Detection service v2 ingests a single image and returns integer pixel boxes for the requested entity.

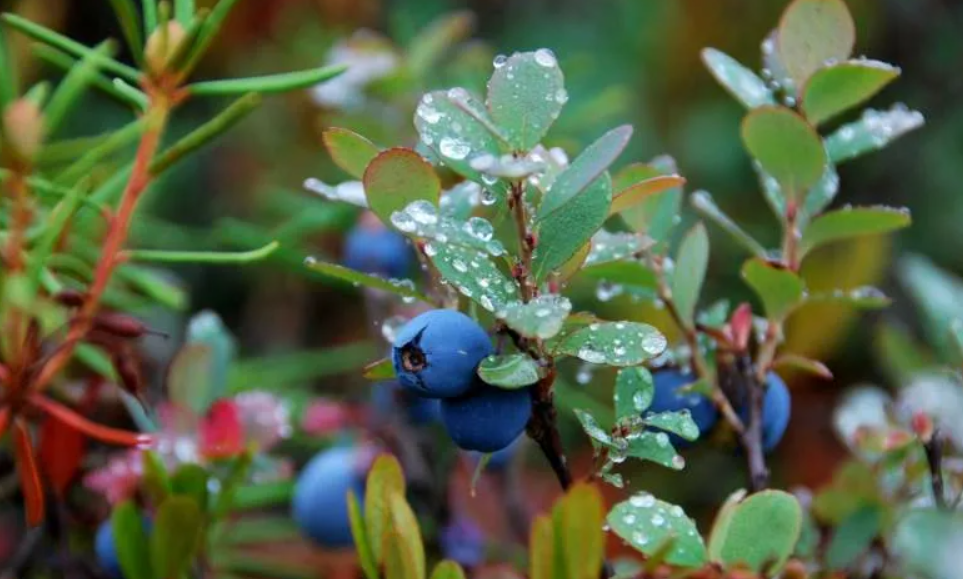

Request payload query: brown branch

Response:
[923,429,947,510]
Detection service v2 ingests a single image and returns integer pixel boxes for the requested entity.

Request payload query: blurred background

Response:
[1,0,961,573]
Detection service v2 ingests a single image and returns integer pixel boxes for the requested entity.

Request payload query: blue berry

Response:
[440,516,486,567]
[292,446,368,547]
[343,224,412,279]
[441,384,531,453]
[95,522,123,579]
[471,437,522,470]
[649,369,719,444]
[371,380,440,425]
[761,373,791,451]
[392,310,493,399]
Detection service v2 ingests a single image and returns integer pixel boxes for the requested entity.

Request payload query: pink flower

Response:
[234,391,292,450]
[83,449,143,505]
[301,398,351,436]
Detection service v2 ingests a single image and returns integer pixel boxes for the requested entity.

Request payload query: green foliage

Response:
[707,490,803,573]
[607,493,707,567]
[478,354,542,388]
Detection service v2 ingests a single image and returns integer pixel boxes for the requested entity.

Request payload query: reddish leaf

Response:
[199,400,245,459]
[730,303,753,352]
[12,420,44,526]
[38,414,87,496]
[29,395,151,447]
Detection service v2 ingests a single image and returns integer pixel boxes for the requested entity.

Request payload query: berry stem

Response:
[923,429,947,510]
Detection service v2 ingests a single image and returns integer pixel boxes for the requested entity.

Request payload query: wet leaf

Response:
[498,294,572,340]
[643,410,701,442]
[607,493,707,568]
[899,255,963,364]
[625,431,684,470]
[427,242,519,313]
[186,310,236,408]
[802,60,900,125]
[487,50,565,151]
[391,200,506,256]
[800,206,911,257]
[555,321,666,366]
[304,259,432,304]
[804,287,891,310]
[573,409,613,447]
[825,105,925,164]
[617,160,684,244]
[742,106,826,198]
[167,343,214,416]
[615,367,654,421]
[701,48,776,109]
[363,148,441,228]
[478,354,541,388]
[777,0,855,86]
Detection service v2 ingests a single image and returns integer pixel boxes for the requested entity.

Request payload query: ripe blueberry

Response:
[95,522,123,579]
[343,222,412,279]
[292,445,368,548]
[441,384,531,453]
[761,372,791,451]
[471,437,522,470]
[649,369,719,444]
[392,310,493,399]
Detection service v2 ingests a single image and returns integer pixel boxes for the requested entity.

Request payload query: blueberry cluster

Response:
[392,309,531,453]
[648,368,791,452]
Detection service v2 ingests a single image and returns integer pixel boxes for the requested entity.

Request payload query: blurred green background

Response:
[2,0,960,529]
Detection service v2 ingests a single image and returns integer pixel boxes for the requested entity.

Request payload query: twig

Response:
[923,429,947,510]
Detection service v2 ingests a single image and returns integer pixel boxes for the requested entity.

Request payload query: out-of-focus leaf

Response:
[707,490,802,573]
[801,60,900,125]
[742,259,805,321]
[825,506,881,570]
[777,0,854,86]
[365,454,406,565]
[187,64,346,95]
[363,358,395,380]
[170,463,210,510]
[151,497,204,579]
[800,206,910,257]
[478,354,541,388]
[825,105,924,164]
[349,491,379,579]
[607,493,707,568]
[487,50,565,151]
[555,321,666,366]
[615,367,654,421]
[804,287,891,310]
[533,174,612,282]
[772,354,833,379]
[430,560,467,579]
[427,242,520,313]
[530,515,554,579]
[742,106,826,198]
[555,483,605,579]
[891,509,963,579]
[167,343,213,415]
[363,148,441,227]
[670,223,709,326]
[142,451,171,502]
[186,311,236,404]
[384,531,420,579]
[112,501,152,579]
[799,164,840,224]
[388,493,426,579]
[304,259,432,304]
[407,11,474,76]
[899,255,963,364]
[690,190,766,257]
[701,48,775,109]
[323,128,380,180]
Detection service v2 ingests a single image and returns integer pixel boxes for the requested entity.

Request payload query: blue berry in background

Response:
[292,445,368,548]
[371,381,440,425]
[95,522,123,579]
[471,436,522,471]
[761,372,791,452]
[343,221,412,279]
[392,310,493,399]
[441,384,531,453]
[440,516,486,567]
[649,369,719,445]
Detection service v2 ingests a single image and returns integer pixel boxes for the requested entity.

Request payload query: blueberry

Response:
[392,310,493,399]
[441,384,531,453]
[471,437,522,470]
[440,516,486,567]
[343,224,412,279]
[95,522,123,579]
[292,445,368,548]
[649,369,719,445]
[371,381,440,425]
[735,372,791,452]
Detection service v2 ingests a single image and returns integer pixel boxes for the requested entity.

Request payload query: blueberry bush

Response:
[1,0,960,578]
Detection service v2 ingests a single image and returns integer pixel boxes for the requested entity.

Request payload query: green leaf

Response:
[391,202,505,256]
[700,48,775,109]
[230,480,293,511]
[407,11,474,77]
[211,451,252,518]
[364,454,406,565]
[384,531,420,579]
[625,431,684,470]
[741,259,805,321]
[609,175,686,218]
[142,0,157,34]
[430,560,467,579]
[427,241,520,313]
[538,125,632,218]
[771,354,833,379]
[363,148,441,227]
[187,64,346,95]
[186,311,236,401]
[174,0,194,25]
[44,41,115,136]
[478,354,541,389]
[618,160,684,245]
[573,409,613,448]
[112,501,153,579]
[607,493,707,568]
[0,24,18,108]
[486,49,565,151]
[304,259,432,304]
[151,496,204,579]
[0,13,142,83]
[801,60,900,125]
[170,463,210,510]
[899,255,963,364]
[583,230,644,266]
[533,174,613,282]
[323,128,379,180]
[690,190,767,257]
[825,506,881,570]
[179,0,242,75]
[530,515,555,579]
[578,261,658,293]
[211,516,301,546]
[671,223,710,326]
[498,294,572,340]
[556,483,605,579]
[825,105,925,164]
[167,343,213,415]
[799,163,839,223]
[891,509,963,579]
[800,206,911,257]
[708,490,802,573]
[107,0,144,63]
[741,106,827,198]
[643,411,701,441]
[414,89,507,193]
[348,491,379,579]
[142,451,171,501]
[615,367,654,421]
[555,321,666,366]
[388,493,426,579]
[126,241,279,264]
[363,358,395,380]
[777,0,855,86]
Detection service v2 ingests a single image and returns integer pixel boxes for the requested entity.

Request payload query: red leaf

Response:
[12,420,44,526]
[729,302,753,352]
[30,394,152,447]
[199,400,245,459]
[38,414,87,496]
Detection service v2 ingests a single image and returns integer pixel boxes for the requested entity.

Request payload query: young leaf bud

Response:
[2,99,44,161]
[144,21,187,77]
